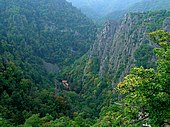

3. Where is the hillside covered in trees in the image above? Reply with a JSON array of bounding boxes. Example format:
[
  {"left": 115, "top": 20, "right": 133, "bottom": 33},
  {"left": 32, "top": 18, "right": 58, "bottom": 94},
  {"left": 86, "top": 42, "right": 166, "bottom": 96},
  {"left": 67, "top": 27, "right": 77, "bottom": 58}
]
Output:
[
  {"left": 0, "top": 0, "right": 96, "bottom": 68},
  {"left": 67, "top": 0, "right": 142, "bottom": 20},
  {"left": 0, "top": 0, "right": 170, "bottom": 127},
  {"left": 0, "top": 0, "right": 96, "bottom": 126},
  {"left": 104, "top": 0, "right": 170, "bottom": 22}
]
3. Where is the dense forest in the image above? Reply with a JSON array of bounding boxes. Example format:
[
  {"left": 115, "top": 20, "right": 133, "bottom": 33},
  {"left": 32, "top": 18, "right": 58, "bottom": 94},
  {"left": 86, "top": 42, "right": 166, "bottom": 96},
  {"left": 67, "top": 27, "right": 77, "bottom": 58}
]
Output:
[
  {"left": 0, "top": 0, "right": 96, "bottom": 68},
  {"left": 0, "top": 0, "right": 170, "bottom": 127}
]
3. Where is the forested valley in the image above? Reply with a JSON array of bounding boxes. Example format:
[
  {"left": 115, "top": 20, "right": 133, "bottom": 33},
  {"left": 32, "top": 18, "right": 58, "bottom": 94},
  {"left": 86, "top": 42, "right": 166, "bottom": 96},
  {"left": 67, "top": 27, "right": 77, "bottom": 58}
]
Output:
[{"left": 0, "top": 0, "right": 170, "bottom": 127}]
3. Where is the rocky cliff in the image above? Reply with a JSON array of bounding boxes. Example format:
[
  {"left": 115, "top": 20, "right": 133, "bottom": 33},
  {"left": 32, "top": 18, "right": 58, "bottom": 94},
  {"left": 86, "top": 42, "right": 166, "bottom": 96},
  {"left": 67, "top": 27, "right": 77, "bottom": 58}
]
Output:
[
  {"left": 163, "top": 17, "right": 170, "bottom": 32},
  {"left": 60, "top": 10, "right": 170, "bottom": 115},
  {"left": 89, "top": 11, "right": 170, "bottom": 87},
  {"left": 89, "top": 20, "right": 118, "bottom": 76}
]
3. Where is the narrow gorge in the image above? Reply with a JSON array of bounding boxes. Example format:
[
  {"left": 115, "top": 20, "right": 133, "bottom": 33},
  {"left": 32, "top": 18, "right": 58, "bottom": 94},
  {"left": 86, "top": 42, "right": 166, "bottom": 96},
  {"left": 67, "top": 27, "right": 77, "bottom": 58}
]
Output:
[{"left": 0, "top": 0, "right": 170, "bottom": 126}]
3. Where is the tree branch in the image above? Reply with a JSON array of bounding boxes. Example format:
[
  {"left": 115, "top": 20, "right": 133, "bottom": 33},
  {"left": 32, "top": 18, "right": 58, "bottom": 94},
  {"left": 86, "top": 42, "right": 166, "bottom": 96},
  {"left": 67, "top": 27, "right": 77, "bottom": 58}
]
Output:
[{"left": 125, "top": 116, "right": 149, "bottom": 126}]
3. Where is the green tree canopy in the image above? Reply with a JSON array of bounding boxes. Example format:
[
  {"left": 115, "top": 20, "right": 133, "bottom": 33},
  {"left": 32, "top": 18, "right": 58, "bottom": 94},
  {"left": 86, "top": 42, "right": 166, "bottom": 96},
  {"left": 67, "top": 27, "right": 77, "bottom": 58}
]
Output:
[{"left": 116, "top": 30, "right": 170, "bottom": 126}]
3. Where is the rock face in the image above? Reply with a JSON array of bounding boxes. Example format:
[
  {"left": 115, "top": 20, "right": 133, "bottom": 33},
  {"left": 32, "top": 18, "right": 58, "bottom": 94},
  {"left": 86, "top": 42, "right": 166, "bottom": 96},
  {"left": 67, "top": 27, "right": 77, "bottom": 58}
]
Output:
[
  {"left": 89, "top": 13, "right": 147, "bottom": 85},
  {"left": 163, "top": 17, "right": 170, "bottom": 32},
  {"left": 88, "top": 11, "right": 170, "bottom": 86},
  {"left": 107, "top": 13, "right": 149, "bottom": 84},
  {"left": 90, "top": 20, "right": 119, "bottom": 76}
]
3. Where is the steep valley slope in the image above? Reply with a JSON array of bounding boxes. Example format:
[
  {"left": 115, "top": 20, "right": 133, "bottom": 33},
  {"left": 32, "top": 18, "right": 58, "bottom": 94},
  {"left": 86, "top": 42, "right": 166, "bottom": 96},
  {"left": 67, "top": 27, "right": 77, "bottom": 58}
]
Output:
[
  {"left": 60, "top": 10, "right": 170, "bottom": 116},
  {"left": 0, "top": 0, "right": 96, "bottom": 125},
  {"left": 0, "top": 0, "right": 96, "bottom": 70},
  {"left": 0, "top": 0, "right": 170, "bottom": 126}
]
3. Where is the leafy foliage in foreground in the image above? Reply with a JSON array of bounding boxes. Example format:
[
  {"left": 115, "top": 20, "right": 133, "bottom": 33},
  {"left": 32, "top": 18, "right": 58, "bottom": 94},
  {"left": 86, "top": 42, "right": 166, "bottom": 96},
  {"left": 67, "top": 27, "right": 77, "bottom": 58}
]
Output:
[{"left": 94, "top": 30, "right": 170, "bottom": 127}]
